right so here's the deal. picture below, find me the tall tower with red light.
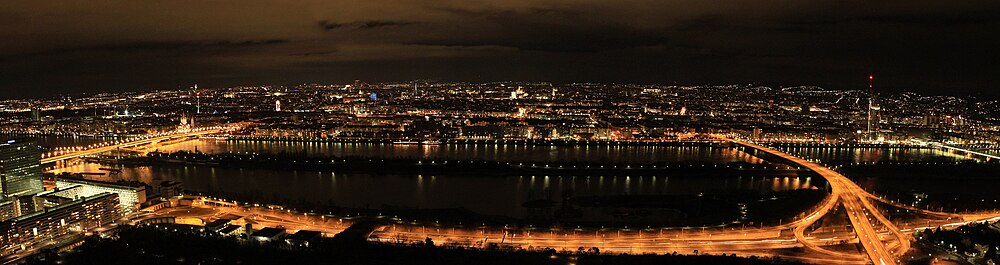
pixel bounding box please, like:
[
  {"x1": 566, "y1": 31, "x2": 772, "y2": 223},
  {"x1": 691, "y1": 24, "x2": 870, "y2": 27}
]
[{"x1": 866, "y1": 74, "x2": 880, "y2": 141}]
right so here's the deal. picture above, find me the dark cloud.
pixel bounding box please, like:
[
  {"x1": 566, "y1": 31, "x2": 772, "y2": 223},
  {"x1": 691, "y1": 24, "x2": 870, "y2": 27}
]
[
  {"x1": 318, "y1": 20, "x2": 344, "y2": 30},
  {"x1": 318, "y1": 20, "x2": 418, "y2": 31},
  {"x1": 774, "y1": 7, "x2": 1000, "y2": 27},
  {"x1": 858, "y1": 13, "x2": 1000, "y2": 25},
  {"x1": 2, "y1": 39, "x2": 290, "y2": 61},
  {"x1": 408, "y1": 7, "x2": 668, "y2": 52},
  {"x1": 0, "y1": 0, "x2": 998, "y2": 99},
  {"x1": 405, "y1": 29, "x2": 668, "y2": 53},
  {"x1": 288, "y1": 50, "x2": 338, "y2": 57},
  {"x1": 358, "y1": 20, "x2": 417, "y2": 29}
]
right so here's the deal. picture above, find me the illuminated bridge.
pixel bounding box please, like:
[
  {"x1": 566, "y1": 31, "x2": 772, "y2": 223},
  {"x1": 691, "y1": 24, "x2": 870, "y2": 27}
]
[
  {"x1": 721, "y1": 135, "x2": 908, "y2": 265},
  {"x1": 41, "y1": 128, "x2": 224, "y2": 165},
  {"x1": 931, "y1": 143, "x2": 1000, "y2": 162}
]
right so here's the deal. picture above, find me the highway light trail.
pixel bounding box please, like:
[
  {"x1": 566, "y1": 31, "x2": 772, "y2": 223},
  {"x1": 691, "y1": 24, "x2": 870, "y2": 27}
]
[
  {"x1": 932, "y1": 143, "x2": 1000, "y2": 160},
  {"x1": 721, "y1": 135, "x2": 907, "y2": 265}
]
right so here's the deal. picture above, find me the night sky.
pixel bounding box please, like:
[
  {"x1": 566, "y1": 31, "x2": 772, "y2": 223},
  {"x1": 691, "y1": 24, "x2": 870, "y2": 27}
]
[{"x1": 2, "y1": 1, "x2": 998, "y2": 99}]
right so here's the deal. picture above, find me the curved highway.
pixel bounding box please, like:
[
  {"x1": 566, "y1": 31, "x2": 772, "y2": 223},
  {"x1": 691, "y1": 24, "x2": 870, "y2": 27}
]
[
  {"x1": 720, "y1": 135, "x2": 908, "y2": 265},
  {"x1": 44, "y1": 130, "x2": 995, "y2": 265}
]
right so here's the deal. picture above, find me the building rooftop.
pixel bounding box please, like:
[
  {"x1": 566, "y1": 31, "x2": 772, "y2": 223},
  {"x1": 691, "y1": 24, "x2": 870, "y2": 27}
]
[
  {"x1": 3, "y1": 192, "x2": 116, "y2": 224},
  {"x1": 252, "y1": 227, "x2": 285, "y2": 238},
  {"x1": 204, "y1": 218, "x2": 232, "y2": 229},
  {"x1": 35, "y1": 185, "x2": 84, "y2": 200},
  {"x1": 286, "y1": 230, "x2": 322, "y2": 241},
  {"x1": 218, "y1": 225, "x2": 242, "y2": 234},
  {"x1": 56, "y1": 177, "x2": 146, "y2": 189}
]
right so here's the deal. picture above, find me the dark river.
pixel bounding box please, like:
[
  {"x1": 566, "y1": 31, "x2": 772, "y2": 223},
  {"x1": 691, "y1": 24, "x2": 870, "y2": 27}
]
[
  {"x1": 32, "y1": 137, "x2": 996, "y2": 217},
  {"x1": 150, "y1": 139, "x2": 767, "y2": 164}
]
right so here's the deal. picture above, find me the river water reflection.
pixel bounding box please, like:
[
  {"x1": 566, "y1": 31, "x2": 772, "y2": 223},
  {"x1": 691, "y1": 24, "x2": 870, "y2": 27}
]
[
  {"x1": 152, "y1": 139, "x2": 765, "y2": 164},
  {"x1": 38, "y1": 138, "x2": 981, "y2": 217},
  {"x1": 778, "y1": 145, "x2": 974, "y2": 165},
  {"x1": 55, "y1": 162, "x2": 816, "y2": 217}
]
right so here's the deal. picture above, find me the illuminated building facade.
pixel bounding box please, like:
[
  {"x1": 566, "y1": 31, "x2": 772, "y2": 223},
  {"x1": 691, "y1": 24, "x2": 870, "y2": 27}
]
[
  {"x1": 0, "y1": 139, "x2": 43, "y2": 199},
  {"x1": 54, "y1": 178, "x2": 146, "y2": 216},
  {"x1": 0, "y1": 200, "x2": 15, "y2": 222},
  {"x1": 0, "y1": 192, "x2": 121, "y2": 255}
]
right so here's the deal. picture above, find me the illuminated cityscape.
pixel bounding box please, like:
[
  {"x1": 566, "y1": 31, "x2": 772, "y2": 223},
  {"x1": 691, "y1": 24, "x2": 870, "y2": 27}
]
[
  {"x1": 0, "y1": 80, "x2": 996, "y2": 265},
  {"x1": 2, "y1": 1, "x2": 999, "y2": 265},
  {"x1": 3, "y1": 82, "x2": 997, "y2": 145}
]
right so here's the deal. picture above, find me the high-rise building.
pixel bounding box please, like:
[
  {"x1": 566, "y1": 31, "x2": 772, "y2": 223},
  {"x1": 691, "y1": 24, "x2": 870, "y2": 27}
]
[
  {"x1": 14, "y1": 194, "x2": 40, "y2": 216},
  {"x1": 30, "y1": 109, "x2": 41, "y2": 122},
  {"x1": 0, "y1": 200, "x2": 15, "y2": 222},
  {"x1": 0, "y1": 139, "x2": 43, "y2": 199},
  {"x1": 195, "y1": 84, "x2": 201, "y2": 114}
]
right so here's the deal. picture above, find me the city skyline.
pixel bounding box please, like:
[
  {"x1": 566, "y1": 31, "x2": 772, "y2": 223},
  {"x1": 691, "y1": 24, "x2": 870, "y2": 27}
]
[
  {"x1": 2, "y1": 1, "x2": 1000, "y2": 265},
  {"x1": 2, "y1": 81, "x2": 999, "y2": 264},
  {"x1": 2, "y1": 0, "x2": 1000, "y2": 99}
]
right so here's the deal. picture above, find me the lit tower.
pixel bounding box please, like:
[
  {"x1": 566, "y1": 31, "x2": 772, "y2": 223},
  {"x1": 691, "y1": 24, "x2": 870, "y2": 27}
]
[
  {"x1": 866, "y1": 74, "x2": 879, "y2": 141},
  {"x1": 194, "y1": 84, "x2": 200, "y2": 115}
]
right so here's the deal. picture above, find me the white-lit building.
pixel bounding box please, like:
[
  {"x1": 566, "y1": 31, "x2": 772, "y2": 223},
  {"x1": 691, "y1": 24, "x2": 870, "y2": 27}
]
[{"x1": 54, "y1": 178, "x2": 146, "y2": 216}]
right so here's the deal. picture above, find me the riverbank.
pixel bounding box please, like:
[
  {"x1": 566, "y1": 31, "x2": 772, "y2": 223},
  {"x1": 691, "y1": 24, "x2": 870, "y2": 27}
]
[
  {"x1": 179, "y1": 188, "x2": 827, "y2": 229},
  {"x1": 19, "y1": 225, "x2": 809, "y2": 265}
]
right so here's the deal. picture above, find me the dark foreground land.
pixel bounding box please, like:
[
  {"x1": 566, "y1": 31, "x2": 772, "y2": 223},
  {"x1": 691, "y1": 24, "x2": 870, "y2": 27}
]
[
  {"x1": 904, "y1": 220, "x2": 1000, "y2": 265},
  {"x1": 21, "y1": 226, "x2": 809, "y2": 265}
]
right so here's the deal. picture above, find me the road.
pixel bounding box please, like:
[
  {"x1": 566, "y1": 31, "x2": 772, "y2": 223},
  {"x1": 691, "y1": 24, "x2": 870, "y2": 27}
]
[
  {"x1": 132, "y1": 196, "x2": 999, "y2": 265},
  {"x1": 721, "y1": 136, "x2": 908, "y2": 265},
  {"x1": 27, "y1": 131, "x2": 999, "y2": 265},
  {"x1": 254, "y1": 136, "x2": 999, "y2": 264},
  {"x1": 134, "y1": 202, "x2": 354, "y2": 237}
]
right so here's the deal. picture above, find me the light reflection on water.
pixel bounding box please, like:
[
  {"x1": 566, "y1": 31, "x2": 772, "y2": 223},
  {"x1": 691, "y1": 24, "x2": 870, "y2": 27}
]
[
  {"x1": 53, "y1": 162, "x2": 814, "y2": 217},
  {"x1": 150, "y1": 139, "x2": 766, "y2": 164},
  {"x1": 44, "y1": 139, "x2": 983, "y2": 217},
  {"x1": 779, "y1": 146, "x2": 974, "y2": 164}
]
